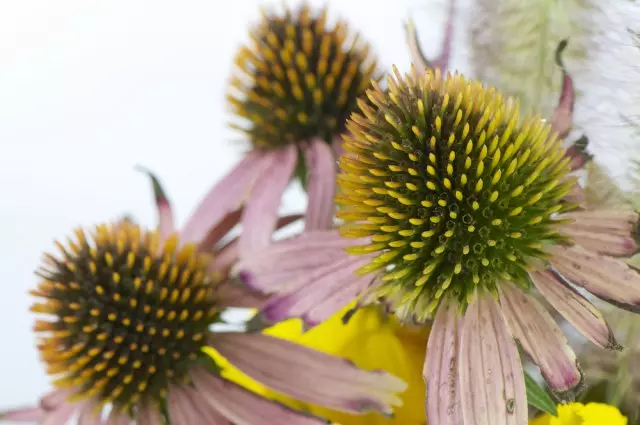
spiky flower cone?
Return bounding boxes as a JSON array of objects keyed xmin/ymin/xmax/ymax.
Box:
[
  {"xmin": 339, "ymin": 67, "xmax": 575, "ymax": 321},
  {"xmin": 32, "ymin": 223, "xmax": 219, "ymax": 411},
  {"xmin": 228, "ymin": 2, "xmax": 379, "ymax": 149}
]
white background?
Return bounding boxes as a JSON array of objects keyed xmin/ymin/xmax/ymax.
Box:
[{"xmin": 0, "ymin": 0, "xmax": 637, "ymax": 419}]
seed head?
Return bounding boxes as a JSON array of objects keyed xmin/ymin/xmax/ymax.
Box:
[
  {"xmin": 31, "ymin": 223, "xmax": 219, "ymax": 410},
  {"xmin": 338, "ymin": 67, "xmax": 576, "ymax": 322},
  {"xmin": 228, "ymin": 3, "xmax": 379, "ymax": 149}
]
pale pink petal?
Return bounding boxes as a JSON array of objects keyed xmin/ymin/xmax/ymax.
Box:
[
  {"xmin": 197, "ymin": 208, "xmax": 243, "ymax": 251},
  {"xmin": 530, "ymin": 270, "xmax": 620, "ymax": 351},
  {"xmin": 104, "ymin": 409, "xmax": 130, "ymax": 425},
  {"xmin": 136, "ymin": 166, "xmax": 175, "ymax": 238},
  {"xmin": 40, "ymin": 390, "xmax": 70, "ymax": 411},
  {"xmin": 258, "ymin": 256, "xmax": 371, "ymax": 326},
  {"xmin": 332, "ymin": 134, "xmax": 345, "ymax": 159},
  {"xmin": 41, "ymin": 402, "xmax": 77, "ymax": 425},
  {"xmin": 77, "ymin": 401, "xmax": 102, "ymax": 425},
  {"xmin": 499, "ymin": 283, "xmax": 583, "ymax": 399},
  {"xmin": 549, "ymin": 244, "xmax": 640, "ymax": 312},
  {"xmin": 168, "ymin": 385, "xmax": 209, "ymax": 425},
  {"xmin": 181, "ymin": 385, "xmax": 231, "ymax": 425},
  {"xmin": 566, "ymin": 144, "xmax": 588, "ymax": 172},
  {"xmin": 234, "ymin": 230, "xmax": 367, "ymax": 293},
  {"xmin": 0, "ymin": 406, "xmax": 45, "ymax": 421},
  {"xmin": 210, "ymin": 332, "xmax": 406, "ymax": 415},
  {"xmin": 406, "ymin": 0, "xmax": 455, "ymax": 73},
  {"xmin": 210, "ymin": 214, "xmax": 303, "ymax": 276},
  {"xmin": 180, "ymin": 150, "xmax": 274, "ymax": 245},
  {"xmin": 136, "ymin": 401, "xmax": 163, "ymax": 425},
  {"xmin": 238, "ymin": 145, "xmax": 298, "ymax": 255},
  {"xmin": 304, "ymin": 139, "xmax": 336, "ymax": 231},
  {"xmin": 190, "ymin": 369, "xmax": 328, "ymax": 425},
  {"xmin": 564, "ymin": 183, "xmax": 585, "ymax": 204},
  {"xmin": 550, "ymin": 40, "xmax": 574, "ymax": 139},
  {"xmin": 424, "ymin": 297, "xmax": 463, "ymax": 425},
  {"xmin": 559, "ymin": 208, "xmax": 639, "ymax": 257},
  {"xmin": 459, "ymin": 292, "xmax": 527, "ymax": 425}
]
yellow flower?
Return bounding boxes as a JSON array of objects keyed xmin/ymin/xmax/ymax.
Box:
[
  {"xmin": 207, "ymin": 303, "xmax": 428, "ymax": 425},
  {"xmin": 530, "ymin": 402, "xmax": 628, "ymax": 425}
]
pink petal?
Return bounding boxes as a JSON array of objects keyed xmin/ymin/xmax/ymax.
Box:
[
  {"xmin": 530, "ymin": 270, "xmax": 619, "ymax": 351},
  {"xmin": 168, "ymin": 385, "xmax": 210, "ymax": 425},
  {"xmin": 77, "ymin": 401, "xmax": 101, "ymax": 425},
  {"xmin": 0, "ymin": 406, "xmax": 45, "ymax": 421},
  {"xmin": 190, "ymin": 368, "xmax": 328, "ymax": 425},
  {"xmin": 332, "ymin": 134, "xmax": 345, "ymax": 159},
  {"xmin": 41, "ymin": 390, "xmax": 70, "ymax": 411},
  {"xmin": 549, "ymin": 244, "xmax": 640, "ymax": 312},
  {"xmin": 238, "ymin": 145, "xmax": 298, "ymax": 255},
  {"xmin": 181, "ymin": 385, "xmax": 232, "ymax": 425},
  {"xmin": 136, "ymin": 401, "xmax": 163, "ymax": 425},
  {"xmin": 136, "ymin": 166, "xmax": 175, "ymax": 239},
  {"xmin": 560, "ymin": 226, "xmax": 637, "ymax": 257},
  {"xmin": 550, "ymin": 40, "xmax": 574, "ymax": 139},
  {"xmin": 424, "ymin": 298, "xmax": 463, "ymax": 425},
  {"xmin": 304, "ymin": 139, "xmax": 336, "ymax": 231},
  {"xmin": 565, "ymin": 144, "xmax": 588, "ymax": 172},
  {"xmin": 105, "ymin": 409, "xmax": 131, "ymax": 425},
  {"xmin": 499, "ymin": 283, "xmax": 583, "ymax": 399},
  {"xmin": 210, "ymin": 214, "xmax": 303, "ymax": 276},
  {"xmin": 459, "ymin": 292, "xmax": 527, "ymax": 425},
  {"xmin": 179, "ymin": 150, "xmax": 274, "ymax": 245},
  {"xmin": 257, "ymin": 256, "xmax": 371, "ymax": 325},
  {"xmin": 209, "ymin": 332, "xmax": 406, "ymax": 415},
  {"xmin": 564, "ymin": 183, "xmax": 586, "ymax": 204},
  {"xmin": 234, "ymin": 230, "xmax": 366, "ymax": 293},
  {"xmin": 197, "ymin": 208, "xmax": 243, "ymax": 251},
  {"xmin": 406, "ymin": 0, "xmax": 455, "ymax": 73},
  {"xmin": 561, "ymin": 209, "xmax": 639, "ymax": 235},
  {"xmin": 41, "ymin": 402, "xmax": 78, "ymax": 425}
]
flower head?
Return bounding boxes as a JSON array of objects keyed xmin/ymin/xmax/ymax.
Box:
[
  {"xmin": 236, "ymin": 67, "xmax": 640, "ymax": 425},
  {"xmin": 32, "ymin": 223, "xmax": 218, "ymax": 410},
  {"xmin": 339, "ymin": 67, "xmax": 574, "ymax": 320},
  {"xmin": 0, "ymin": 173, "xmax": 407, "ymax": 425},
  {"xmin": 229, "ymin": 2, "xmax": 378, "ymax": 149},
  {"xmin": 529, "ymin": 402, "xmax": 628, "ymax": 425}
]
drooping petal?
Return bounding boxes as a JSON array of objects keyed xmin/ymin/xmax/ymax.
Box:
[
  {"xmin": 550, "ymin": 40, "xmax": 574, "ymax": 139},
  {"xmin": 234, "ymin": 230, "xmax": 367, "ymax": 293},
  {"xmin": 459, "ymin": 292, "xmax": 527, "ymax": 425},
  {"xmin": 0, "ymin": 406, "xmax": 45, "ymax": 421},
  {"xmin": 136, "ymin": 166, "xmax": 175, "ymax": 238},
  {"xmin": 405, "ymin": 0, "xmax": 455, "ymax": 74},
  {"xmin": 549, "ymin": 244, "xmax": 640, "ymax": 313},
  {"xmin": 77, "ymin": 400, "xmax": 101, "ymax": 425},
  {"xmin": 136, "ymin": 401, "xmax": 164, "ymax": 425},
  {"xmin": 168, "ymin": 385, "xmax": 211, "ymax": 425},
  {"xmin": 105, "ymin": 409, "xmax": 131, "ymax": 425},
  {"xmin": 41, "ymin": 402, "xmax": 77, "ymax": 425},
  {"xmin": 190, "ymin": 368, "xmax": 328, "ymax": 425},
  {"xmin": 210, "ymin": 214, "xmax": 303, "ymax": 276},
  {"xmin": 209, "ymin": 332, "xmax": 406, "ymax": 415},
  {"xmin": 530, "ymin": 270, "xmax": 619, "ymax": 351},
  {"xmin": 559, "ymin": 224, "xmax": 637, "ymax": 257},
  {"xmin": 179, "ymin": 150, "xmax": 274, "ymax": 245},
  {"xmin": 197, "ymin": 208, "xmax": 243, "ymax": 251},
  {"xmin": 304, "ymin": 139, "xmax": 336, "ymax": 231},
  {"xmin": 499, "ymin": 283, "xmax": 583, "ymax": 400},
  {"xmin": 238, "ymin": 144, "xmax": 298, "ymax": 255},
  {"xmin": 560, "ymin": 209, "xmax": 639, "ymax": 235},
  {"xmin": 424, "ymin": 297, "xmax": 463, "ymax": 425},
  {"xmin": 40, "ymin": 390, "xmax": 70, "ymax": 411},
  {"xmin": 181, "ymin": 385, "xmax": 231, "ymax": 425},
  {"xmin": 257, "ymin": 255, "xmax": 371, "ymax": 325},
  {"xmin": 564, "ymin": 183, "xmax": 586, "ymax": 204}
]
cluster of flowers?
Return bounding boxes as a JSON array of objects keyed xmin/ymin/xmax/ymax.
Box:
[{"xmin": 2, "ymin": 1, "xmax": 639, "ymax": 425}]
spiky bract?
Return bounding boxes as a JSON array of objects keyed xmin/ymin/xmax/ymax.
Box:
[
  {"xmin": 338, "ymin": 68, "xmax": 576, "ymax": 322},
  {"xmin": 228, "ymin": 3, "xmax": 379, "ymax": 149},
  {"xmin": 32, "ymin": 223, "xmax": 219, "ymax": 411}
]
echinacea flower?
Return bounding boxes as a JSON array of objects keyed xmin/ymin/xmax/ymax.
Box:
[
  {"xmin": 529, "ymin": 402, "xmax": 628, "ymax": 425},
  {"xmin": 236, "ymin": 66, "xmax": 640, "ymax": 425},
  {"xmin": 183, "ymin": 1, "xmax": 380, "ymax": 255},
  {"xmin": 214, "ymin": 302, "xmax": 429, "ymax": 425},
  {"xmin": 0, "ymin": 173, "xmax": 407, "ymax": 425}
]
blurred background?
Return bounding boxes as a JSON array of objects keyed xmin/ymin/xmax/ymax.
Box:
[{"xmin": 0, "ymin": 0, "xmax": 639, "ymax": 417}]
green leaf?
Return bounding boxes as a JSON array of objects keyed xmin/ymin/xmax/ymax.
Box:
[
  {"xmin": 525, "ymin": 372, "xmax": 558, "ymax": 416},
  {"xmin": 469, "ymin": 0, "xmax": 595, "ymax": 118}
]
